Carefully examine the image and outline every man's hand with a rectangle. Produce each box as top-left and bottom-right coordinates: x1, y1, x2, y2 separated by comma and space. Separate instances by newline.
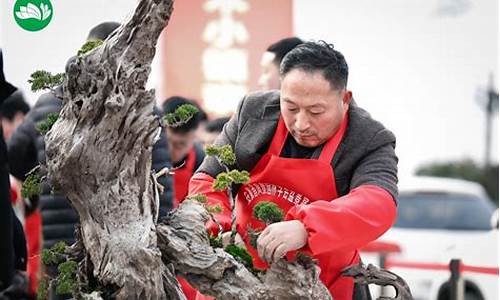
257, 220, 308, 263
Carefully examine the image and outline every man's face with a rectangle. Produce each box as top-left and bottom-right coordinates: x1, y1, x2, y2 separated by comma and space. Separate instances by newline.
258, 51, 281, 90
1, 112, 26, 140
166, 129, 196, 164
280, 69, 352, 148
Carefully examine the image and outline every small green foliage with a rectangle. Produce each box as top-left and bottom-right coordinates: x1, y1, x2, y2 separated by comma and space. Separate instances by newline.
41, 241, 67, 265
253, 201, 284, 224
164, 104, 199, 127
247, 227, 260, 249
78, 39, 104, 56
187, 193, 207, 204
205, 204, 223, 214
56, 260, 77, 295
37, 276, 49, 300
212, 173, 232, 191
225, 244, 253, 269
21, 173, 41, 199
208, 234, 223, 248
37, 112, 59, 135
205, 144, 236, 166
205, 145, 219, 156
29, 70, 65, 92
228, 170, 250, 184
218, 145, 236, 166
213, 170, 249, 191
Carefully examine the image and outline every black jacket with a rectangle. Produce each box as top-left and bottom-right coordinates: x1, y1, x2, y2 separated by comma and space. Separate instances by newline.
8, 89, 174, 249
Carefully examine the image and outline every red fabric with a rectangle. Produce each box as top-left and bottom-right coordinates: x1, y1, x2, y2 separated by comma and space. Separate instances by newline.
174, 147, 197, 207
10, 186, 17, 205
188, 173, 232, 236
25, 210, 42, 296
187, 114, 396, 300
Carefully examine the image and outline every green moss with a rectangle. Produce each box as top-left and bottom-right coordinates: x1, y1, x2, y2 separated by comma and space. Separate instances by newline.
227, 170, 250, 184
41, 241, 66, 265
21, 173, 41, 199
37, 112, 59, 135
225, 244, 253, 269
205, 204, 223, 214
208, 234, 223, 248
253, 201, 284, 224
37, 276, 49, 300
187, 193, 207, 204
212, 172, 232, 191
163, 104, 199, 127
56, 260, 77, 295
29, 70, 65, 92
204, 144, 236, 166
78, 39, 104, 56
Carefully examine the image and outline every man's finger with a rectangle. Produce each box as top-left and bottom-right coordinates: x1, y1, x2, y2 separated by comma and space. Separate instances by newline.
272, 243, 289, 263
263, 237, 282, 263
257, 230, 275, 260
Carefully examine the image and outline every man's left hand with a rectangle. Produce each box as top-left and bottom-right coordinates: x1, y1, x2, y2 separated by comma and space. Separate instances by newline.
257, 220, 308, 263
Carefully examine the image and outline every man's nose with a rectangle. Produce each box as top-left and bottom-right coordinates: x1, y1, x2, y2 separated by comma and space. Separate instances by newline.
295, 112, 310, 132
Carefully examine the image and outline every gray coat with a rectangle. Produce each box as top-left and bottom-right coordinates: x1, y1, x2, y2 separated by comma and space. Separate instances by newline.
197, 90, 398, 200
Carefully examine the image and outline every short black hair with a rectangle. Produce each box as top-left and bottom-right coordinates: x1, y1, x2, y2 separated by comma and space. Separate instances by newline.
162, 96, 201, 133
87, 21, 120, 41
266, 37, 304, 66
0, 90, 30, 120
205, 117, 230, 133
280, 40, 348, 90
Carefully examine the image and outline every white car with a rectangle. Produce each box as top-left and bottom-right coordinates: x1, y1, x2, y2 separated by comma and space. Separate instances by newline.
361, 176, 498, 300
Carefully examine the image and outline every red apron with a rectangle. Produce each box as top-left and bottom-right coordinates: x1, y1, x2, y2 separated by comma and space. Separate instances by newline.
174, 147, 196, 207
234, 114, 357, 300
193, 113, 357, 300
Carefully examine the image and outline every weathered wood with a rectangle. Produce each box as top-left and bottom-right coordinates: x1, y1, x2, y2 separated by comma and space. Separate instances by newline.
157, 200, 332, 300
45, 0, 176, 299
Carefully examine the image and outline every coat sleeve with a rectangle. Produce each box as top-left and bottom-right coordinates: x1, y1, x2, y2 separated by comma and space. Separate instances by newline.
285, 129, 398, 256
188, 97, 245, 235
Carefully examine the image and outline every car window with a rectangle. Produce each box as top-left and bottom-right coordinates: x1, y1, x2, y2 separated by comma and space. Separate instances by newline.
394, 193, 496, 230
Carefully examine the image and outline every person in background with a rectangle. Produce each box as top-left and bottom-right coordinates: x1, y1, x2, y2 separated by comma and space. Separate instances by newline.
198, 117, 230, 147
0, 91, 30, 140
258, 37, 304, 91
0, 49, 29, 300
162, 96, 205, 208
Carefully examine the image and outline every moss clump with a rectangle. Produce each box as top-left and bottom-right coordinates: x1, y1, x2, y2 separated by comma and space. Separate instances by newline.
21, 173, 41, 199
78, 39, 104, 56
253, 201, 284, 224
37, 112, 59, 135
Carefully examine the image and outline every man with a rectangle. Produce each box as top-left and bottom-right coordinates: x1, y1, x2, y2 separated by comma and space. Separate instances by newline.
258, 37, 303, 90
189, 41, 397, 300
162, 96, 205, 207
8, 22, 174, 253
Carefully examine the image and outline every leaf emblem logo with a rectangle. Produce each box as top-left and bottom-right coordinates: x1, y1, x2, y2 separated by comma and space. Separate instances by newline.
13, 0, 53, 32
15, 3, 51, 21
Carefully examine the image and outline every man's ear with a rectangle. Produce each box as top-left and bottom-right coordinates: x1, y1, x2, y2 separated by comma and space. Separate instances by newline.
343, 90, 353, 106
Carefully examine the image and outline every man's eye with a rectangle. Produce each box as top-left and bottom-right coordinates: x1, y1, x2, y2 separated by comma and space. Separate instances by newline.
288, 108, 298, 113
310, 111, 323, 115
